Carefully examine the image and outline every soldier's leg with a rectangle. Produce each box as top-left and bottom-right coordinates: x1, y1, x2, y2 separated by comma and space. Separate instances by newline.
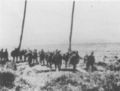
65, 61, 67, 68
55, 63, 57, 71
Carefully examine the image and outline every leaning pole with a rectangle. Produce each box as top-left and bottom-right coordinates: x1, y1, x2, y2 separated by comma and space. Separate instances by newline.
68, 0, 75, 52
18, 0, 27, 50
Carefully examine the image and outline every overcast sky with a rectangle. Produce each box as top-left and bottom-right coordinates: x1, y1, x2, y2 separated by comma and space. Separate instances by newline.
1, 0, 120, 48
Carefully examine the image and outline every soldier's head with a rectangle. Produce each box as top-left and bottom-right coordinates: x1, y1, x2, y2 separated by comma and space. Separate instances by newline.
91, 51, 94, 55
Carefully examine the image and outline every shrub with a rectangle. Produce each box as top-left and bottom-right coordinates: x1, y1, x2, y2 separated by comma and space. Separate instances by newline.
0, 71, 15, 89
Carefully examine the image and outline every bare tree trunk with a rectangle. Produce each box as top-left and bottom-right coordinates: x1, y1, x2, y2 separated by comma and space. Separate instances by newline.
18, 0, 27, 50
68, 1, 75, 52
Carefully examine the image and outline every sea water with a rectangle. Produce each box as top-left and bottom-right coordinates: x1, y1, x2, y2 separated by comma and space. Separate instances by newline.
1, 43, 120, 62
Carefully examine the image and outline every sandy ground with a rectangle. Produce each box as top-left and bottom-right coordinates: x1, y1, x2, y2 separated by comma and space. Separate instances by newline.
0, 57, 120, 91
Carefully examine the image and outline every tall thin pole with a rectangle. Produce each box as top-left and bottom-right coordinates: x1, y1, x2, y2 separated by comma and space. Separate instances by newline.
68, 0, 75, 52
18, 0, 27, 50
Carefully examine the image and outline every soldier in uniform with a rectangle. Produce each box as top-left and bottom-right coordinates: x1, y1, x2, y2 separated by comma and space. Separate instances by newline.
86, 51, 95, 71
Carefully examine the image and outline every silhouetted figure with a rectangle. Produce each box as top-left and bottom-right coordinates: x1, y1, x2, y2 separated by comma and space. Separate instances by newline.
11, 48, 19, 63
0, 49, 9, 65
39, 49, 45, 65
32, 49, 38, 64
86, 52, 95, 72
4, 49, 9, 61
69, 51, 80, 71
27, 50, 33, 67
53, 50, 62, 71
63, 52, 69, 68
19, 49, 27, 62
23, 50, 27, 62
0, 49, 4, 61
45, 52, 53, 68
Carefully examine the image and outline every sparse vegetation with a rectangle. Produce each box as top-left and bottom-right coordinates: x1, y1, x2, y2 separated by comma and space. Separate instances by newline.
41, 71, 120, 91
0, 71, 15, 89
0, 61, 120, 91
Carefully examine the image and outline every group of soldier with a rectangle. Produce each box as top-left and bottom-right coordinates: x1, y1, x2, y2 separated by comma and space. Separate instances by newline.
84, 52, 95, 71
0, 49, 9, 64
0, 48, 96, 72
